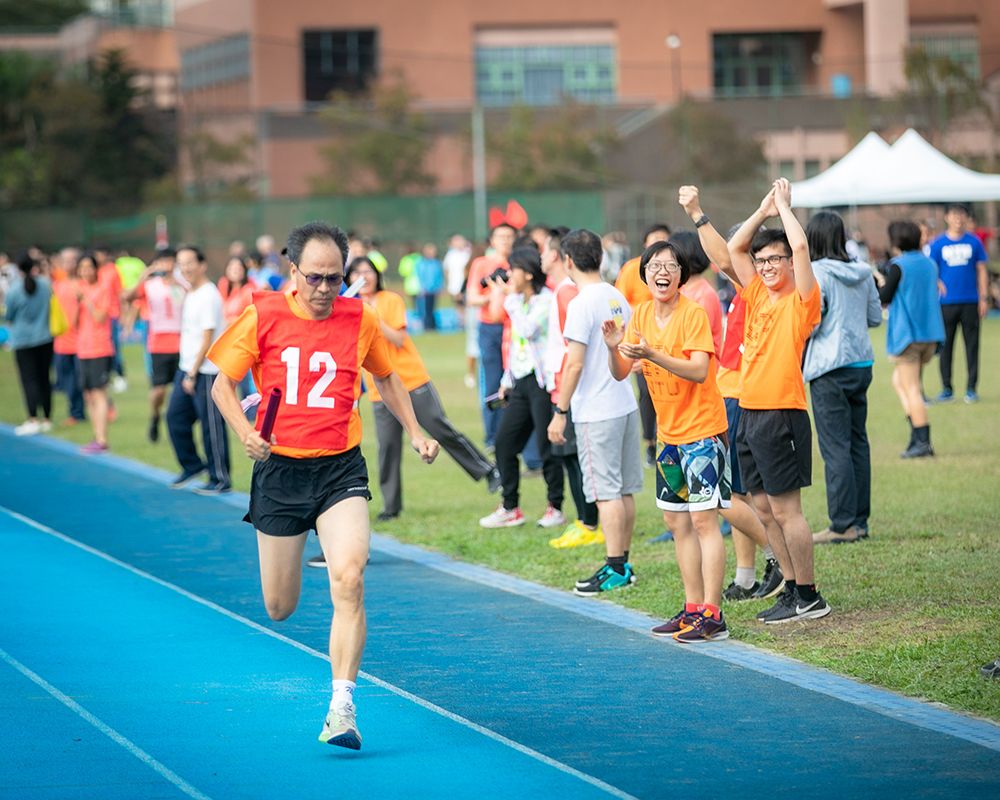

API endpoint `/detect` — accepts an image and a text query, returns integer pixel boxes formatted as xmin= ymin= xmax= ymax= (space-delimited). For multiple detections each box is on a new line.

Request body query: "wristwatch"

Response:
xmin=553 ymin=407 xmax=568 ymax=415
xmin=694 ymin=214 xmax=711 ymax=228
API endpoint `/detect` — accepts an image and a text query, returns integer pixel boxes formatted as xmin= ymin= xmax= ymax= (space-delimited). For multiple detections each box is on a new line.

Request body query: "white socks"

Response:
xmin=735 ymin=566 xmax=757 ymax=589
xmin=762 ymin=545 xmax=775 ymax=560
xmin=331 ymin=679 xmax=356 ymax=709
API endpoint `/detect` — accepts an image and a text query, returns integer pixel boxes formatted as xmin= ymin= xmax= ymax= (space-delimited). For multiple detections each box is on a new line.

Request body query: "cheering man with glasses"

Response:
xmin=724 ymin=179 xmax=830 ymax=624
xmin=208 ymin=221 xmax=440 ymax=750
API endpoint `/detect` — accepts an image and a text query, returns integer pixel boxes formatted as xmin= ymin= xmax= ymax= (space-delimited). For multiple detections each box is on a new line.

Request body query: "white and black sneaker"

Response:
xmin=764 ymin=589 xmax=832 ymax=624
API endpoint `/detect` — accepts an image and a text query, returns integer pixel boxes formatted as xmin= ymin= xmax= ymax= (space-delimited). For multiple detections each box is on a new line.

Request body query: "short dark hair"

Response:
xmin=639 ymin=240 xmax=690 ymax=287
xmin=509 ymin=246 xmax=545 ymax=292
xmin=642 ymin=223 xmax=671 ymax=244
xmin=562 ymin=228 xmax=602 ymax=272
xmin=806 ymin=210 xmax=850 ymax=262
xmin=284 ymin=221 xmax=348 ymax=265
xmin=888 ymin=221 xmax=921 ymax=252
xmin=750 ymin=228 xmax=791 ymax=258
xmin=154 ymin=246 xmax=176 ymax=260
xmin=665 ymin=230 xmax=709 ymax=276
xmin=176 ymin=244 xmax=206 ymax=263
xmin=512 ymin=233 xmax=537 ymax=251
xmin=546 ymin=226 xmax=570 ymax=259
xmin=490 ymin=223 xmax=517 ymax=237
xmin=945 ymin=203 xmax=970 ymax=216
xmin=345 ymin=256 xmax=383 ymax=292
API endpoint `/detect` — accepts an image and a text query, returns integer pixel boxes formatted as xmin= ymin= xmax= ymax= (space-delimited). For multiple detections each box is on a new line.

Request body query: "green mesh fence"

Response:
xmin=0 ymin=191 xmax=605 ymax=266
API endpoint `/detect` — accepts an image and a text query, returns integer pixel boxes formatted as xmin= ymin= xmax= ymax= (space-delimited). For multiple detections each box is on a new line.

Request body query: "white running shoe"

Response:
xmin=111 ymin=375 xmax=128 ymax=394
xmin=479 ymin=505 xmax=525 ymax=528
xmin=318 ymin=703 xmax=362 ymax=750
xmin=536 ymin=505 xmax=567 ymax=528
xmin=39 ymin=420 xmax=53 ymax=433
xmin=14 ymin=420 xmax=42 ymax=436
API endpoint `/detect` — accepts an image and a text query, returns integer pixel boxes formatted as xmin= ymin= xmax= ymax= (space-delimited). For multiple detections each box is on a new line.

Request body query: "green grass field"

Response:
xmin=2 ymin=320 xmax=999 ymax=721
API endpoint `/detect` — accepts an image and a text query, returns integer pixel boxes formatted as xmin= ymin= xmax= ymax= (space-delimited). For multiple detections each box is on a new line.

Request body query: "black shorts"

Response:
xmin=78 ymin=356 xmax=113 ymax=391
xmin=244 ymin=446 xmax=372 ymax=537
xmin=737 ymin=408 xmax=812 ymax=496
xmin=150 ymin=352 xmax=180 ymax=387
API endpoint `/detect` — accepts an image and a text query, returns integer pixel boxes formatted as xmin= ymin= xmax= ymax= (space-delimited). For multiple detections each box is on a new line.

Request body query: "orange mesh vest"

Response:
xmin=253 ymin=292 xmax=363 ymax=451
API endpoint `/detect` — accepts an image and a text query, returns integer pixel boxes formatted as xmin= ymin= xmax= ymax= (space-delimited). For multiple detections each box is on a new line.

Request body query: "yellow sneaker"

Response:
xmin=549 ymin=521 xmax=604 ymax=549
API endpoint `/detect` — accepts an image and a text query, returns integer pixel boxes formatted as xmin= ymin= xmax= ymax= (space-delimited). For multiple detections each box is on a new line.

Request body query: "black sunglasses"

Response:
xmin=299 ymin=271 xmax=344 ymax=287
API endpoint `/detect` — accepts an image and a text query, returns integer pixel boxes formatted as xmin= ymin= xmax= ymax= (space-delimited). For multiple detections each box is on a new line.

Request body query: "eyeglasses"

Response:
xmin=752 ymin=254 xmax=792 ymax=268
xmin=299 ymin=272 xmax=344 ymax=288
xmin=646 ymin=260 xmax=681 ymax=275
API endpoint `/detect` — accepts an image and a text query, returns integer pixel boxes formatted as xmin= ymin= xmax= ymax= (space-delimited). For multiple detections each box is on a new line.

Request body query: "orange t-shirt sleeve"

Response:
xmin=207 ymin=304 xmax=259 ymax=381
xmin=799 ymin=284 xmax=822 ymax=331
xmin=379 ymin=292 xmax=407 ymax=330
xmin=360 ymin=305 xmax=394 ymax=378
xmin=681 ymin=303 xmax=715 ymax=357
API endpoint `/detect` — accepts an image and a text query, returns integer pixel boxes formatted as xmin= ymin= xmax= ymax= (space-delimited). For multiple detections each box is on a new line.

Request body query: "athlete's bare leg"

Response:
xmin=317 ymin=496 xmax=370 ymax=681
xmin=256 ymin=530 xmax=308 ymax=621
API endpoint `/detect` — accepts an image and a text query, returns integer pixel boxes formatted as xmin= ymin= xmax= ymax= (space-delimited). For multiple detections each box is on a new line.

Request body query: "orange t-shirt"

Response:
xmin=466 ymin=255 xmax=510 ymax=324
xmin=98 ymin=262 xmax=122 ymax=319
xmin=52 ymin=278 xmax=79 ymax=355
xmin=365 ymin=290 xmax=430 ymax=401
xmin=738 ymin=278 xmax=821 ymax=411
xmin=76 ymin=280 xmax=116 ymax=359
xmin=208 ymin=291 xmax=394 ymax=458
xmin=680 ymin=276 xmax=723 ymax=357
xmin=627 ymin=296 xmax=728 ymax=445
xmin=614 ymin=257 xmax=652 ymax=309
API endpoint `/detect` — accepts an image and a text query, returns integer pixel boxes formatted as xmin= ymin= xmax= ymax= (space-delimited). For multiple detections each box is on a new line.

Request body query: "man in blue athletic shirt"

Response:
xmin=927 ymin=203 xmax=989 ymax=404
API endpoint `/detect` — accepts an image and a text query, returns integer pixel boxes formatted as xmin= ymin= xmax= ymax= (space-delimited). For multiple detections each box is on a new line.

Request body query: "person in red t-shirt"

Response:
xmin=125 ymin=248 xmax=186 ymax=443
xmin=94 ymin=245 xmax=125 ymax=391
xmin=208 ymin=222 xmax=439 ymax=751
xmin=75 ymin=252 xmax=117 ymax=453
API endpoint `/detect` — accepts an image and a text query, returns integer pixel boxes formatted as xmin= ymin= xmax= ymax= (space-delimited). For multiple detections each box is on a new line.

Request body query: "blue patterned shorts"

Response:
xmin=655 ymin=435 xmax=732 ymax=512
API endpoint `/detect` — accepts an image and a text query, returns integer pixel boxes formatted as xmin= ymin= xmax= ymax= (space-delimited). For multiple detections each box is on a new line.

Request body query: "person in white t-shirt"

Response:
xmin=165 ymin=245 xmax=231 ymax=494
xmin=548 ymin=228 xmax=642 ymax=596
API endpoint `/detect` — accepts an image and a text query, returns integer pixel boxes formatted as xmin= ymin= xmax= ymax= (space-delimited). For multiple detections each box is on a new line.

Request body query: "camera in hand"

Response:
xmin=480 ymin=267 xmax=510 ymax=288
xmin=484 ymin=391 xmax=508 ymax=411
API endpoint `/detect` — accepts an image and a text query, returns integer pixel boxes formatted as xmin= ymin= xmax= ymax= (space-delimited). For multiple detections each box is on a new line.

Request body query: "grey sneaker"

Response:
xmin=813 ymin=526 xmax=862 ymax=545
xmin=318 ymin=703 xmax=362 ymax=750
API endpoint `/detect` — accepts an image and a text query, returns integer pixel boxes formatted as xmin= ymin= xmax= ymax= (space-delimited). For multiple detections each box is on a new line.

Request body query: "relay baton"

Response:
xmin=343 ymin=276 xmax=366 ymax=298
xmin=260 ymin=387 xmax=282 ymax=440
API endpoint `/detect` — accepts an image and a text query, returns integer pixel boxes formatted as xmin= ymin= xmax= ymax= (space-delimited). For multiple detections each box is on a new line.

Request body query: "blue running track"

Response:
xmin=1 ymin=427 xmax=998 ymax=799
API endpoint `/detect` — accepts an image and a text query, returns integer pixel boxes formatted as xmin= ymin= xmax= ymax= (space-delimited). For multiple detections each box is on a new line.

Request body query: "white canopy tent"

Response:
xmin=791 ymin=129 xmax=1000 ymax=207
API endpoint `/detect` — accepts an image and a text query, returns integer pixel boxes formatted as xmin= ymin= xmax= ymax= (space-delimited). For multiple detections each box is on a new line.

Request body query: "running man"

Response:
xmin=208 ymin=221 xmax=439 ymax=750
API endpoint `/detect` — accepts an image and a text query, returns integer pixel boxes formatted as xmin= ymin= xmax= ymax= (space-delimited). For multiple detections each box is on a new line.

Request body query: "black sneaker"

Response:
xmin=901 ymin=441 xmax=934 ymax=459
xmin=723 ymin=580 xmax=760 ymax=601
xmin=376 ymin=510 xmax=399 ymax=522
xmin=645 ymin=443 xmax=656 ymax=468
xmin=192 ymin=481 xmax=232 ymax=496
xmin=764 ymin=588 xmax=832 ymax=624
xmin=306 ymin=553 xmax=326 ymax=568
xmin=756 ymin=584 xmax=795 ymax=621
xmin=751 ymin=558 xmax=785 ymax=599
xmin=148 ymin=413 xmax=160 ymax=443
xmin=170 ymin=469 xmax=204 ymax=489
xmin=981 ymin=658 xmax=1000 ymax=679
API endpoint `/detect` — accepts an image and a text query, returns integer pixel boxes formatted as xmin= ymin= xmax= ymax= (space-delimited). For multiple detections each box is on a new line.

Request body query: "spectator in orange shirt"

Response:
xmin=208 ymin=221 xmax=439 ymax=750
xmin=605 ymin=238 xmax=731 ymax=643
xmin=615 ymin=223 xmax=671 ymax=466
xmin=726 ymin=179 xmax=829 ymax=625
xmin=94 ymin=245 xmax=126 ymax=393
xmin=75 ymin=252 xmax=117 ymax=453
xmin=219 ymin=255 xmax=257 ymax=398
xmin=51 ymin=254 xmax=86 ymax=424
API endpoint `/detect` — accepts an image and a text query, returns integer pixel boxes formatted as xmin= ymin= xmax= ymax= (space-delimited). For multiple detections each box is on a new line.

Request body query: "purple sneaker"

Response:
xmin=674 ymin=611 xmax=730 ymax=643
xmin=651 ymin=609 xmax=699 ymax=637
xmin=80 ymin=441 xmax=109 ymax=455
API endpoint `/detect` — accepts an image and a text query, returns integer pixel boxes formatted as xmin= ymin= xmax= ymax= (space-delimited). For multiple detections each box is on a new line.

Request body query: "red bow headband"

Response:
xmin=488 ymin=199 xmax=528 ymax=231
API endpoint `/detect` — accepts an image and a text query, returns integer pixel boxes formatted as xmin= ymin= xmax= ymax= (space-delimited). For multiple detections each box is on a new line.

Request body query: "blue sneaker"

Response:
xmin=573 ymin=563 xmax=633 ymax=595
xmin=720 ymin=518 xmax=732 ymax=537
xmin=934 ymin=389 xmax=955 ymax=403
xmin=965 ymin=390 xmax=979 ymax=404
xmin=650 ymin=530 xmax=674 ymax=543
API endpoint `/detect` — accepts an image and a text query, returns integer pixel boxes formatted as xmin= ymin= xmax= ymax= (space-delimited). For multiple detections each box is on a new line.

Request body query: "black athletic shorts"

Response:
xmin=150 ymin=352 xmax=180 ymax=387
xmin=244 ymin=446 xmax=372 ymax=537
xmin=736 ymin=408 xmax=812 ymax=496
xmin=78 ymin=356 xmax=113 ymax=391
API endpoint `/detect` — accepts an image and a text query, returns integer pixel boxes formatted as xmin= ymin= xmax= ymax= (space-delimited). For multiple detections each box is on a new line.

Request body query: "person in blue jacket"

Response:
xmin=880 ymin=221 xmax=946 ymax=458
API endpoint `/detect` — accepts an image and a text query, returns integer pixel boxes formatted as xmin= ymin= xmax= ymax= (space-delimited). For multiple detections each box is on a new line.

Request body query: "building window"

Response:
xmin=475 ymin=29 xmax=617 ymax=107
xmin=713 ymin=32 xmax=817 ymax=98
xmin=302 ymin=29 xmax=378 ymax=102
xmin=181 ymin=34 xmax=251 ymax=91
xmin=910 ymin=23 xmax=980 ymax=80
xmin=804 ymin=160 xmax=821 ymax=179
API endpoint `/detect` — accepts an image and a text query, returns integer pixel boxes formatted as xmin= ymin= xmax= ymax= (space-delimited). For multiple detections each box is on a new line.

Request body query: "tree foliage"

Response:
xmin=662 ymin=100 xmax=766 ymax=185
xmin=0 ymin=48 xmax=172 ymax=212
xmin=488 ymin=103 xmax=618 ymax=191
xmin=897 ymin=45 xmax=991 ymax=147
xmin=312 ymin=75 xmax=436 ymax=196
xmin=0 ymin=0 xmax=87 ymax=27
